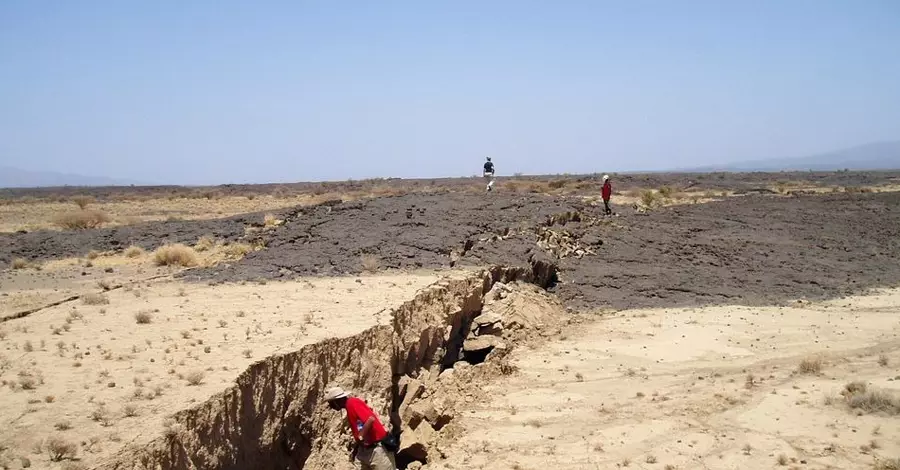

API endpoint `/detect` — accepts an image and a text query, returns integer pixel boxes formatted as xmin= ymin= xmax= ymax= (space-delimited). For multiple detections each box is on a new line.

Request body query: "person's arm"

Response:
xmin=360 ymin=416 xmax=376 ymax=444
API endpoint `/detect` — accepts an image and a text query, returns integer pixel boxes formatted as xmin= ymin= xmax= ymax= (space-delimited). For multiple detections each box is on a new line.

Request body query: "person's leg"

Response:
xmin=368 ymin=446 xmax=396 ymax=470
xmin=356 ymin=446 xmax=375 ymax=470
xmin=604 ymin=199 xmax=611 ymax=215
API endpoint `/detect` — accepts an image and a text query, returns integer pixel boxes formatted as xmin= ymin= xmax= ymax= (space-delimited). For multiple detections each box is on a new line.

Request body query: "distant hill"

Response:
xmin=0 ymin=166 xmax=144 ymax=188
xmin=688 ymin=141 xmax=900 ymax=172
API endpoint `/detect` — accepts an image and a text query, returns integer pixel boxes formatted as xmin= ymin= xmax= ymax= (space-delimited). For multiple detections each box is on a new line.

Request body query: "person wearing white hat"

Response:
xmin=483 ymin=156 xmax=495 ymax=192
xmin=601 ymin=174 xmax=613 ymax=215
xmin=324 ymin=386 xmax=396 ymax=470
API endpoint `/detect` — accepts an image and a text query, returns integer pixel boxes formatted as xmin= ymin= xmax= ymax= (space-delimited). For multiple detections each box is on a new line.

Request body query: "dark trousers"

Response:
xmin=603 ymin=199 xmax=611 ymax=215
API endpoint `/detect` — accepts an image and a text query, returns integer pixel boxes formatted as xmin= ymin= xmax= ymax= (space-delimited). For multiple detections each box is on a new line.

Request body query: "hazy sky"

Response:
xmin=2 ymin=1 xmax=899 ymax=184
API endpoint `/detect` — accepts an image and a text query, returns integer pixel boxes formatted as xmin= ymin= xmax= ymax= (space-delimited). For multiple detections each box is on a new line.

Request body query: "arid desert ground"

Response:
xmin=1 ymin=171 xmax=899 ymax=470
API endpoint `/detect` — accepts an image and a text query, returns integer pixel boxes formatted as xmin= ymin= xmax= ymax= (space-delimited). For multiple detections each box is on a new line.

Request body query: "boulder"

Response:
xmin=462 ymin=335 xmax=504 ymax=352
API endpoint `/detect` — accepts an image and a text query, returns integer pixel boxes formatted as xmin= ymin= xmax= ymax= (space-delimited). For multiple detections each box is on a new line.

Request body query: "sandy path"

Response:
xmin=433 ymin=290 xmax=900 ymax=469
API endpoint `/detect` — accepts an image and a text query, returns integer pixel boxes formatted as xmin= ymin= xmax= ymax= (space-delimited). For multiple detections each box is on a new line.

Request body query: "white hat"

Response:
xmin=323 ymin=386 xmax=350 ymax=402
xmin=602 ymin=174 xmax=609 ymax=181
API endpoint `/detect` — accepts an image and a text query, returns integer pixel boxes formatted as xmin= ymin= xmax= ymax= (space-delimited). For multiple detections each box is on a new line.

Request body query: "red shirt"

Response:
xmin=345 ymin=397 xmax=387 ymax=445
xmin=602 ymin=181 xmax=612 ymax=200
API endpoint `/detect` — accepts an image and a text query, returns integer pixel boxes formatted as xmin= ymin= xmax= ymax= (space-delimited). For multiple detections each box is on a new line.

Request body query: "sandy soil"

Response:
xmin=0 ymin=269 xmax=448 ymax=469
xmin=431 ymin=289 xmax=900 ymax=470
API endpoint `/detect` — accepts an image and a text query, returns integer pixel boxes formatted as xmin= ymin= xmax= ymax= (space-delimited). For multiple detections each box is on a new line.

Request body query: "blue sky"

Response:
xmin=1 ymin=1 xmax=899 ymax=184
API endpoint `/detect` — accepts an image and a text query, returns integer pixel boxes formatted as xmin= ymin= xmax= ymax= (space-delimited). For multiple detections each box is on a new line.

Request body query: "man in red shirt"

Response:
xmin=325 ymin=386 xmax=396 ymax=470
xmin=601 ymin=174 xmax=613 ymax=215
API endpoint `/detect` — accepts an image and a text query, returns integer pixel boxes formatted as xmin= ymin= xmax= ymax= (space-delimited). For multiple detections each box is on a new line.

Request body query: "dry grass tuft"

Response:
xmin=11 ymin=257 xmax=29 ymax=269
xmin=81 ymin=293 xmax=109 ymax=305
xmin=264 ymin=213 xmax=282 ymax=227
xmin=53 ymin=209 xmax=111 ymax=230
xmin=124 ymin=245 xmax=145 ymax=258
xmin=874 ymin=459 xmax=900 ymax=470
xmin=185 ymin=371 xmax=205 ymax=386
xmin=797 ymin=357 xmax=823 ymax=375
xmin=86 ymin=249 xmax=100 ymax=260
xmin=153 ymin=244 xmax=198 ymax=267
xmin=361 ymin=253 xmax=380 ymax=273
xmin=776 ymin=454 xmax=788 ymax=466
xmin=54 ymin=421 xmax=72 ymax=431
xmin=640 ymin=190 xmax=660 ymax=209
xmin=134 ymin=310 xmax=153 ymax=324
xmin=123 ymin=404 xmax=139 ymax=417
xmin=46 ymin=437 xmax=77 ymax=461
xmin=194 ymin=236 xmax=216 ymax=252
xmin=70 ymin=195 xmax=94 ymax=209
xmin=842 ymin=381 xmax=900 ymax=415
xmin=224 ymin=243 xmax=253 ymax=258
xmin=878 ymin=354 xmax=889 ymax=367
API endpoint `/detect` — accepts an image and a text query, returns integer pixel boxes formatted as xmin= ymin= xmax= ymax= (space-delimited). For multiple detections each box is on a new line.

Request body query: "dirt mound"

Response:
xmin=95 ymin=266 xmax=562 ymax=470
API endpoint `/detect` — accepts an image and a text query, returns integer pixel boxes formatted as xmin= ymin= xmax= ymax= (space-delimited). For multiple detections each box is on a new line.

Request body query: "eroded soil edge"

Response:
xmin=98 ymin=263 xmax=560 ymax=470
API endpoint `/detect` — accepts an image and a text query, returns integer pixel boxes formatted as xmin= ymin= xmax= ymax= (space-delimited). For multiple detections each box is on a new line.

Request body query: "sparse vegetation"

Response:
xmin=194 ymin=235 xmax=216 ymax=252
xmin=54 ymin=421 xmax=72 ymax=431
xmin=46 ymin=437 xmax=77 ymax=461
xmin=53 ymin=209 xmax=111 ymax=230
xmin=361 ymin=253 xmax=380 ymax=273
xmin=658 ymin=186 xmax=674 ymax=198
xmin=153 ymin=243 xmax=198 ymax=267
xmin=243 ymin=349 xmax=252 ymax=358
xmin=90 ymin=405 xmax=112 ymax=426
xmin=878 ymin=354 xmax=889 ymax=367
xmin=524 ymin=418 xmax=543 ymax=428
xmin=797 ymin=357 xmax=823 ymax=375
xmin=185 ymin=371 xmax=205 ymax=386
xmin=842 ymin=381 xmax=900 ymax=415
xmin=86 ymin=249 xmax=100 ymax=260
xmin=224 ymin=243 xmax=253 ymax=258
xmin=70 ymin=195 xmax=94 ymax=209
xmin=82 ymin=292 xmax=109 ymax=305
xmin=123 ymin=404 xmax=139 ymax=417
xmin=264 ymin=213 xmax=281 ymax=227
xmin=640 ymin=190 xmax=660 ymax=209
xmin=124 ymin=245 xmax=145 ymax=258
xmin=11 ymin=257 xmax=28 ymax=269
xmin=777 ymin=454 xmax=788 ymax=466
xmin=874 ymin=458 xmax=900 ymax=470
xmin=135 ymin=310 xmax=153 ymax=324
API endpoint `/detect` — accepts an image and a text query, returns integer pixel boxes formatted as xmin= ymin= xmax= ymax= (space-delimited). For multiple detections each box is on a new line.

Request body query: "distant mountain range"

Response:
xmin=685 ymin=141 xmax=900 ymax=172
xmin=0 ymin=166 xmax=145 ymax=188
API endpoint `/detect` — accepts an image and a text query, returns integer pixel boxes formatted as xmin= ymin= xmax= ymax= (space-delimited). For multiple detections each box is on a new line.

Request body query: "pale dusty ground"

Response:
xmin=434 ymin=290 xmax=900 ymax=470
xmin=0 ymin=194 xmax=327 ymax=233
xmin=0 ymin=268 xmax=446 ymax=469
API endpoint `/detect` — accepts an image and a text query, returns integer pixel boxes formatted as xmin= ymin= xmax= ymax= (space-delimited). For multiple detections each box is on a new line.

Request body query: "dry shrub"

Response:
xmin=548 ymin=179 xmax=568 ymax=190
xmin=264 ymin=213 xmax=282 ymax=227
xmin=11 ymin=257 xmax=28 ymax=269
xmin=843 ymin=381 xmax=900 ymax=415
xmin=86 ymin=250 xmax=100 ymax=260
xmin=874 ymin=459 xmax=900 ymax=470
xmin=82 ymin=293 xmax=109 ymax=306
xmin=124 ymin=245 xmax=145 ymax=258
xmin=224 ymin=243 xmax=253 ymax=258
xmin=46 ymin=437 xmax=77 ymax=461
xmin=641 ymin=190 xmax=660 ymax=209
xmin=70 ymin=195 xmax=94 ymax=209
xmin=658 ymin=186 xmax=674 ymax=198
xmin=797 ymin=357 xmax=823 ymax=375
xmin=153 ymin=244 xmax=198 ymax=267
xmin=123 ymin=404 xmax=139 ymax=417
xmin=878 ymin=354 xmax=889 ymax=367
xmin=134 ymin=310 xmax=153 ymax=324
xmin=185 ymin=371 xmax=204 ymax=386
xmin=361 ymin=254 xmax=380 ymax=273
xmin=53 ymin=209 xmax=111 ymax=230
xmin=194 ymin=236 xmax=216 ymax=252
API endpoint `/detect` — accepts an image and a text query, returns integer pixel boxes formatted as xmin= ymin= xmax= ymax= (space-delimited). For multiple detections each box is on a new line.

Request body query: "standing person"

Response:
xmin=601 ymin=174 xmax=613 ymax=215
xmin=324 ymin=387 xmax=397 ymax=470
xmin=483 ymin=156 xmax=495 ymax=192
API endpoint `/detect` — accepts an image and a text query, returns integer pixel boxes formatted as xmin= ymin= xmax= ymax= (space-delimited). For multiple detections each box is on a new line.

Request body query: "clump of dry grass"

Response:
xmin=658 ymin=186 xmax=674 ymax=198
xmin=70 ymin=195 xmax=94 ymax=209
xmin=53 ymin=209 xmax=111 ymax=230
xmin=46 ymin=437 xmax=77 ymax=461
xmin=185 ymin=371 xmax=205 ymax=386
xmin=134 ymin=310 xmax=152 ymax=324
xmin=86 ymin=250 xmax=101 ymax=260
xmin=878 ymin=354 xmax=889 ymax=367
xmin=124 ymin=245 xmax=145 ymax=258
xmin=153 ymin=244 xmax=198 ymax=267
xmin=640 ymin=190 xmax=660 ymax=209
xmin=54 ymin=421 xmax=72 ymax=431
xmin=123 ymin=404 xmax=139 ymax=417
xmin=361 ymin=254 xmax=380 ymax=273
xmin=797 ymin=357 xmax=823 ymax=375
xmin=81 ymin=293 xmax=109 ymax=306
xmin=874 ymin=458 xmax=900 ymax=470
xmin=224 ymin=243 xmax=253 ymax=258
xmin=11 ymin=257 xmax=29 ymax=269
xmin=776 ymin=454 xmax=788 ymax=466
xmin=194 ymin=235 xmax=216 ymax=252
xmin=263 ymin=213 xmax=282 ymax=227
xmin=842 ymin=381 xmax=900 ymax=415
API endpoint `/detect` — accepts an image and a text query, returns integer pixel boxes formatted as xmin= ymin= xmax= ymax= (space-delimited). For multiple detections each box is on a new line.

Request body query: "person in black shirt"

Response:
xmin=483 ymin=156 xmax=495 ymax=192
